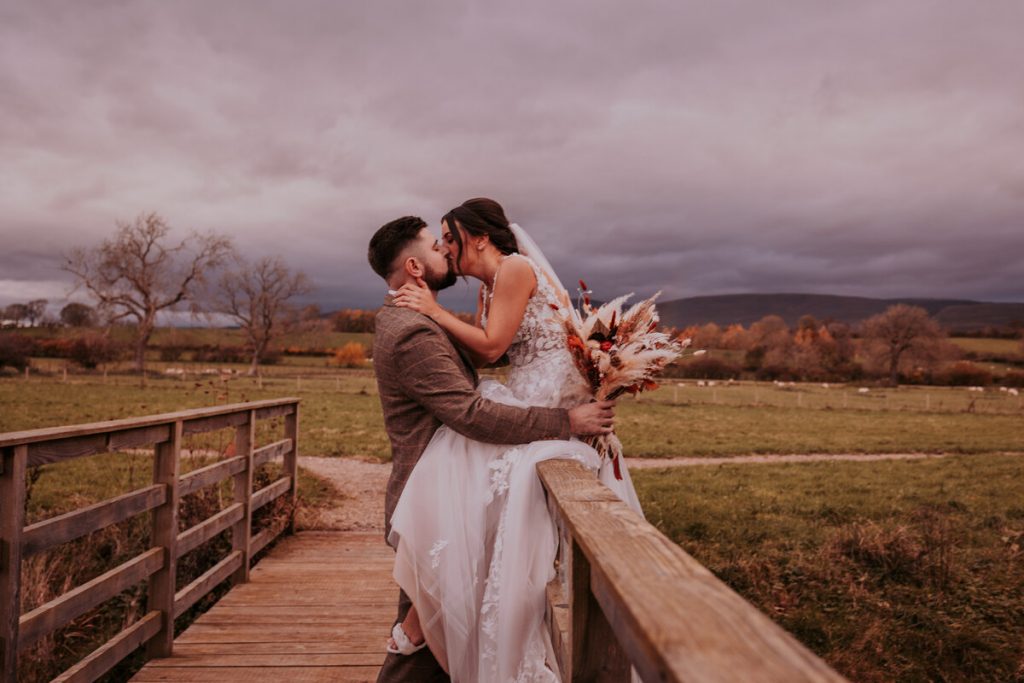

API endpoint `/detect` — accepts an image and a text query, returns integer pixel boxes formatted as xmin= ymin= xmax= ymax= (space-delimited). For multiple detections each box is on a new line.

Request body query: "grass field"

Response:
xmin=950 ymin=336 xmax=1022 ymax=356
xmin=2 ymin=370 xmax=1023 ymax=459
xmin=633 ymin=454 xmax=1024 ymax=682
xmin=4 ymin=349 xmax=1022 ymax=681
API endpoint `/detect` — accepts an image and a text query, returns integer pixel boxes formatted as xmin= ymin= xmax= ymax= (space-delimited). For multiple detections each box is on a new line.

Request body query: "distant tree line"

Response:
xmin=671 ymin=304 xmax=1024 ymax=387
xmin=4 ymin=213 xmax=1022 ymax=386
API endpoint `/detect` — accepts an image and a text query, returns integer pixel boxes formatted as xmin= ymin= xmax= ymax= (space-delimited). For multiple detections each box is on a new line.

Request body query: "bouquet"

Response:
xmin=555 ymin=280 xmax=702 ymax=479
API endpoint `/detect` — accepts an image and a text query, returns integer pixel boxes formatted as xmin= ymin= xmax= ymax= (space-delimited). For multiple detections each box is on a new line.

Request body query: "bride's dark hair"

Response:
xmin=442 ymin=198 xmax=519 ymax=269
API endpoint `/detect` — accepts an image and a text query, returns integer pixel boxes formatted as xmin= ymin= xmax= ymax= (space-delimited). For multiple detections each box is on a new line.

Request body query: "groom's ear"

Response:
xmin=403 ymin=256 xmax=424 ymax=278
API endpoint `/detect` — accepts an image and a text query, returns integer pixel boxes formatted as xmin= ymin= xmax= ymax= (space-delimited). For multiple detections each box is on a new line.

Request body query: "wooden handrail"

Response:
xmin=0 ymin=398 xmax=301 ymax=683
xmin=538 ymin=459 xmax=849 ymax=683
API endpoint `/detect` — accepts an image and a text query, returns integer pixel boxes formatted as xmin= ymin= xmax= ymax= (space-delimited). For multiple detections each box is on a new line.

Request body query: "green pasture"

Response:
xmin=949 ymin=336 xmax=1022 ymax=356
xmin=634 ymin=454 xmax=1024 ymax=682
xmin=642 ymin=378 xmax=1023 ymax=413
xmin=2 ymin=371 xmax=1021 ymax=460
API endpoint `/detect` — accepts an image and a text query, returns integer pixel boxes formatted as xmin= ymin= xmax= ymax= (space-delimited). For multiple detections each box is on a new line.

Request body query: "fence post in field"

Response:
xmin=147 ymin=421 xmax=182 ymax=658
xmin=0 ymin=445 xmax=27 ymax=682
xmin=285 ymin=405 xmax=300 ymax=534
xmin=568 ymin=539 xmax=630 ymax=680
xmin=232 ymin=411 xmax=256 ymax=584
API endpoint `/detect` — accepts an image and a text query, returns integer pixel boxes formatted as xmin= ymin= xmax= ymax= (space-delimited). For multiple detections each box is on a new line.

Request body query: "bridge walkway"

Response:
xmin=131 ymin=532 xmax=393 ymax=682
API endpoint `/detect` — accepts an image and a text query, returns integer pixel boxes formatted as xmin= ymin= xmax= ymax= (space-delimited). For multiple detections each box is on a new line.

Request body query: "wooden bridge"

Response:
xmin=1 ymin=400 xmax=848 ymax=682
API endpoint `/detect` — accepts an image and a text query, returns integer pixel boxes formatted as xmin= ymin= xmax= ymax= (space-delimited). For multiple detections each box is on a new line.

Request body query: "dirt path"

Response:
xmin=298 ymin=456 xmax=389 ymax=532
xmin=297 ymin=452 xmax=966 ymax=530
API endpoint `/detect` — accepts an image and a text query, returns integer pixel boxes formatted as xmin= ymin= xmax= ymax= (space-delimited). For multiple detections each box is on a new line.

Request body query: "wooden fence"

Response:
xmin=0 ymin=398 xmax=300 ymax=683
xmin=539 ymin=459 xmax=849 ymax=683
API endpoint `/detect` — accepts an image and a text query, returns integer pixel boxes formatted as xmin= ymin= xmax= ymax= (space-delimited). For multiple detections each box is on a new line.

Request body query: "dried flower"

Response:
xmin=557 ymin=286 xmax=698 ymax=479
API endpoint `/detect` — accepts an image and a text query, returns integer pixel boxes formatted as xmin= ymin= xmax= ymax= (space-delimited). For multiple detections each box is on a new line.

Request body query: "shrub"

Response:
xmin=743 ymin=345 xmax=766 ymax=371
xmin=755 ymin=364 xmax=800 ymax=382
xmin=68 ymin=333 xmax=124 ymax=369
xmin=33 ymin=338 xmax=75 ymax=359
xmin=1001 ymin=370 xmax=1024 ymax=388
xmin=331 ymin=342 xmax=368 ymax=368
xmin=193 ymin=345 xmax=248 ymax=363
xmin=671 ymin=356 xmax=740 ymax=380
xmin=158 ymin=345 xmax=186 ymax=362
xmin=0 ymin=332 xmax=33 ymax=370
xmin=935 ymin=361 xmax=992 ymax=387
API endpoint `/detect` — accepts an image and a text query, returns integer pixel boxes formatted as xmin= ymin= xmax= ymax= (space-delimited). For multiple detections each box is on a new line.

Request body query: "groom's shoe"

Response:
xmin=386 ymin=623 xmax=428 ymax=655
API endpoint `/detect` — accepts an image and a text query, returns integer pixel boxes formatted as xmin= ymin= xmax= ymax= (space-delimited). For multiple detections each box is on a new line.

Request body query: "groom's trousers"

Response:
xmin=376 ymin=588 xmax=450 ymax=682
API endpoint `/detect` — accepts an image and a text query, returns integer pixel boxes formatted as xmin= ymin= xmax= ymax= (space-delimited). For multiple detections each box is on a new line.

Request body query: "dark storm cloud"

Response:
xmin=1 ymin=0 xmax=1022 ymax=313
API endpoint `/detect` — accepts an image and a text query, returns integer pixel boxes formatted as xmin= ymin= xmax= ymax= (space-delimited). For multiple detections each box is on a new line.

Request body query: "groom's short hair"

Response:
xmin=368 ymin=216 xmax=427 ymax=279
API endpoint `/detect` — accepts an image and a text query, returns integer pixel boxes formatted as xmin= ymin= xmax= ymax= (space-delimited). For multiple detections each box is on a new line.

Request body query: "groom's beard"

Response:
xmin=423 ymin=257 xmax=457 ymax=291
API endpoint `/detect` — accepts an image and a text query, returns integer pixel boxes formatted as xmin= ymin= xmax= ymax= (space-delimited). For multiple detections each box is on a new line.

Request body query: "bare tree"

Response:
xmin=63 ymin=213 xmax=232 ymax=372
xmin=861 ymin=304 xmax=945 ymax=385
xmin=218 ymin=255 xmax=311 ymax=375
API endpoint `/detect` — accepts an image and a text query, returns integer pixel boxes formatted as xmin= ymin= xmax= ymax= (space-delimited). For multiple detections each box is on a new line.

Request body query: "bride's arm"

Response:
xmin=393 ymin=258 xmax=536 ymax=364
xmin=463 ymin=285 xmax=490 ymax=367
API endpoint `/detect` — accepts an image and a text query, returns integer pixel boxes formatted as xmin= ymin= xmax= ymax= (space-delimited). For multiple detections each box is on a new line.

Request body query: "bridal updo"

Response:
xmin=442 ymin=198 xmax=519 ymax=269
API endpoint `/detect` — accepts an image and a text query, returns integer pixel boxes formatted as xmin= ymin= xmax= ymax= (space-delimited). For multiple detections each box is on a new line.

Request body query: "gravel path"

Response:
xmin=298 ymin=456 xmax=389 ymax=532
xmin=296 ymin=452 xmax=963 ymax=530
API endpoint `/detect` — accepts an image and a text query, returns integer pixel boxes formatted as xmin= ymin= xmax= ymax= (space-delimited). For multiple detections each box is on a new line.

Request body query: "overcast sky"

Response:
xmin=2 ymin=0 xmax=1022 ymax=316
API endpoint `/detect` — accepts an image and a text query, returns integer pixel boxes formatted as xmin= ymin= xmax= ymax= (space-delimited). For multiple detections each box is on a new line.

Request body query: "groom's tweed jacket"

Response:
xmin=373 ymin=301 xmax=571 ymax=545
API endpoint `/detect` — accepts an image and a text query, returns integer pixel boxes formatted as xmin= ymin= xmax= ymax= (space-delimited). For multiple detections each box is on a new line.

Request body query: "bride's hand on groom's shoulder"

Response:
xmin=568 ymin=400 xmax=616 ymax=437
xmin=393 ymin=278 xmax=441 ymax=318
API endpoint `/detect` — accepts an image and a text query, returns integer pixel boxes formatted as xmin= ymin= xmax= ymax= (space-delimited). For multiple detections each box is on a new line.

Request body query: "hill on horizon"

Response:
xmin=655 ymin=293 xmax=1024 ymax=330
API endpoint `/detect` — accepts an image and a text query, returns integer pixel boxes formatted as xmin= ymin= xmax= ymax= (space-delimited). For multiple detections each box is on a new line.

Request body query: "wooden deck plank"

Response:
xmin=131 ymin=531 xmax=396 ymax=682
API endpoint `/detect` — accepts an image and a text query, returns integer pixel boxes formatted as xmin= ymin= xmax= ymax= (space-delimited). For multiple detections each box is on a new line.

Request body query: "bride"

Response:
xmin=388 ymin=198 xmax=643 ymax=681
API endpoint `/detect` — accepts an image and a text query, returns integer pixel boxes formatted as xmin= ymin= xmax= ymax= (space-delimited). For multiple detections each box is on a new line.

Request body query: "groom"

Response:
xmin=368 ymin=216 xmax=615 ymax=682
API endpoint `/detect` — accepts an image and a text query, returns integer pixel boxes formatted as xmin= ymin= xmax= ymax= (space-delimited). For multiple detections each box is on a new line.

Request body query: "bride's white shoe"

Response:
xmin=386 ymin=623 xmax=427 ymax=655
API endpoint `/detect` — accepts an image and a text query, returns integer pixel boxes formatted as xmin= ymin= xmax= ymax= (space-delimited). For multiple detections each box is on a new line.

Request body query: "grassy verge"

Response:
xmin=633 ymin=454 xmax=1024 ymax=682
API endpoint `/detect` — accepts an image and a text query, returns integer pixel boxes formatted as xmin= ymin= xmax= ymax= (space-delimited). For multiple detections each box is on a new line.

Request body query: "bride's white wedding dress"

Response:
xmin=389 ymin=254 xmax=643 ymax=682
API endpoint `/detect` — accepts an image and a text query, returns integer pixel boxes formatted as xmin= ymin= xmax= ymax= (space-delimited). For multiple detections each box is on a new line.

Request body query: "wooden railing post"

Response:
xmin=231 ymin=411 xmax=255 ymax=584
xmin=146 ymin=421 xmax=181 ymax=659
xmin=284 ymin=403 xmax=299 ymax=534
xmin=568 ymin=538 xmax=631 ymax=682
xmin=0 ymin=446 xmax=27 ymax=683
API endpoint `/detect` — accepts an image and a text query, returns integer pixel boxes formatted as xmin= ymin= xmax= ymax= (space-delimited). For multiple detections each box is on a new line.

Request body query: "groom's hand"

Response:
xmin=568 ymin=400 xmax=616 ymax=436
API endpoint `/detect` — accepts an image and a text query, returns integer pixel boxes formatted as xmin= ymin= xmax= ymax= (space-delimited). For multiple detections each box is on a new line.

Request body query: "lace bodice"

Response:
xmin=481 ymin=254 xmax=590 ymax=410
